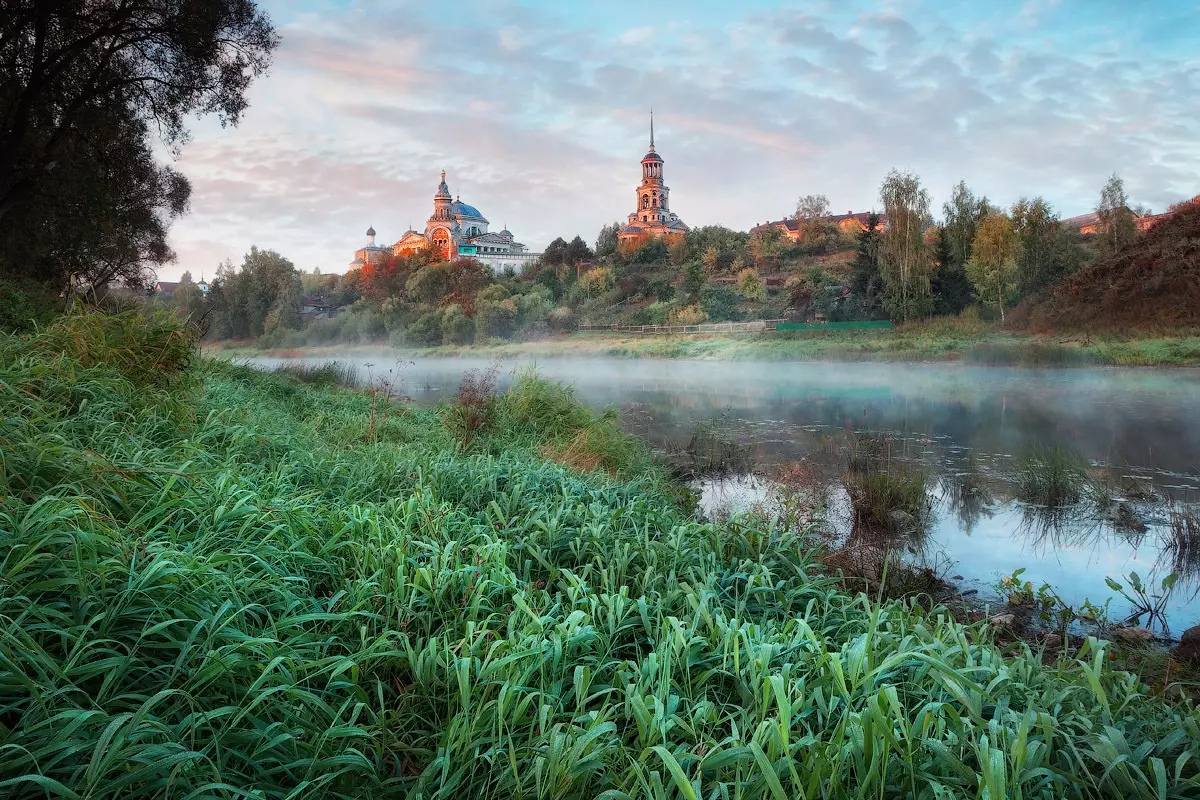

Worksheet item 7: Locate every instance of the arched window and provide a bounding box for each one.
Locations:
[642,195,649,208]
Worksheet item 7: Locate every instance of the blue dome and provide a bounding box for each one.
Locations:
[449,200,487,221]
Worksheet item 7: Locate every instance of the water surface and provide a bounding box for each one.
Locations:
[248,353,1200,633]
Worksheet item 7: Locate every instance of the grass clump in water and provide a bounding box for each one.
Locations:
[270,358,358,387]
[1017,444,1088,506]
[845,434,930,533]
[3,315,1200,798]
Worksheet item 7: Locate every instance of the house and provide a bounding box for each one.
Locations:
[750,210,886,242]
[154,281,179,299]
[300,295,333,320]
[1063,197,1199,235]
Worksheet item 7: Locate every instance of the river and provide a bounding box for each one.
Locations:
[245,353,1200,634]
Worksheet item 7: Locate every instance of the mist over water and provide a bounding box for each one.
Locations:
[248,351,1200,632]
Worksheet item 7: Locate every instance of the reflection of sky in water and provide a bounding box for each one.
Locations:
[248,354,1200,632]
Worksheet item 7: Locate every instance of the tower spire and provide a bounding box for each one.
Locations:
[649,109,655,151]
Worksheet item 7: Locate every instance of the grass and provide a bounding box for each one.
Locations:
[844,434,931,534]
[270,358,359,387]
[1017,445,1089,507]
[4,313,1200,798]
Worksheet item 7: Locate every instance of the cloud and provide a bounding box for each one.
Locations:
[158,0,1200,279]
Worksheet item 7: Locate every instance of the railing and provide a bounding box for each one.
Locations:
[576,319,894,335]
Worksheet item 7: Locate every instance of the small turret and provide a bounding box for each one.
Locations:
[366,225,376,246]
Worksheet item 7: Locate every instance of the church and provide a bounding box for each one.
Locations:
[617,115,689,249]
[349,171,539,273]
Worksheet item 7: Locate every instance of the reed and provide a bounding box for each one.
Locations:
[2,317,1199,799]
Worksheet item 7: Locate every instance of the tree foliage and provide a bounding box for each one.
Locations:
[850,213,885,318]
[1096,173,1137,256]
[965,213,1019,323]
[0,1,278,291]
[879,169,933,322]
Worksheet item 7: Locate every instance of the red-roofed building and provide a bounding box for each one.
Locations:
[750,210,886,241]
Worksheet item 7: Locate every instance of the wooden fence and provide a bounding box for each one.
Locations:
[576,319,894,336]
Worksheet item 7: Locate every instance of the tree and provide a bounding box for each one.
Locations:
[879,169,934,322]
[941,181,992,268]
[0,1,278,287]
[0,101,189,293]
[932,181,991,316]
[682,260,706,304]
[1011,197,1060,297]
[564,235,593,266]
[965,213,1019,323]
[1096,173,1137,255]
[930,227,973,315]
[795,194,831,221]
[850,212,885,318]
[594,222,621,260]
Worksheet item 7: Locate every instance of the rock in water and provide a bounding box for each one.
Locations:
[1112,626,1154,644]
[887,509,915,532]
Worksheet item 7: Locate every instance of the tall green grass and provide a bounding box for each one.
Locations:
[2,316,1200,798]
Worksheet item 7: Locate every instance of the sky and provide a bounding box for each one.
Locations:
[160,0,1200,280]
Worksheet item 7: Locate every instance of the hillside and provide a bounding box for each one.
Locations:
[1031,201,1200,332]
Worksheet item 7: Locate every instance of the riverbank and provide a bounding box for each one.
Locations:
[207,320,1200,366]
[6,310,1200,798]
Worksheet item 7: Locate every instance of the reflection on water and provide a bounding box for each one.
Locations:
[246,353,1200,632]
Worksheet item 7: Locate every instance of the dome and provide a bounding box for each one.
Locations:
[642,151,663,162]
[449,200,488,222]
[366,225,376,236]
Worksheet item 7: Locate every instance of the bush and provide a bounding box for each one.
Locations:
[474,299,517,342]
[0,276,58,332]
[547,306,578,332]
[700,285,742,321]
[668,303,708,326]
[405,310,443,346]
[441,305,475,345]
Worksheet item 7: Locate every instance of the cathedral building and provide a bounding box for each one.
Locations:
[349,170,539,273]
[617,115,689,249]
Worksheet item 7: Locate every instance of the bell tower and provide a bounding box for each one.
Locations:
[636,112,668,224]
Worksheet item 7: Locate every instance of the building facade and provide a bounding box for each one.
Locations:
[350,171,539,274]
[617,116,689,249]
[750,210,886,242]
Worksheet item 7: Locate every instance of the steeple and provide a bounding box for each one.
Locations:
[649,109,655,153]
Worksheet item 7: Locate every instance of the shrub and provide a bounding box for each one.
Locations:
[474,299,517,342]
[405,309,443,347]
[668,303,708,326]
[0,276,58,332]
[737,267,766,300]
[547,306,578,332]
[700,285,743,321]
[441,305,475,345]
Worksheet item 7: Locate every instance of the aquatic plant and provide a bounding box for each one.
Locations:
[1106,571,1180,633]
[678,415,755,477]
[271,358,358,387]
[1017,445,1087,506]
[4,323,1200,798]
[844,434,930,533]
